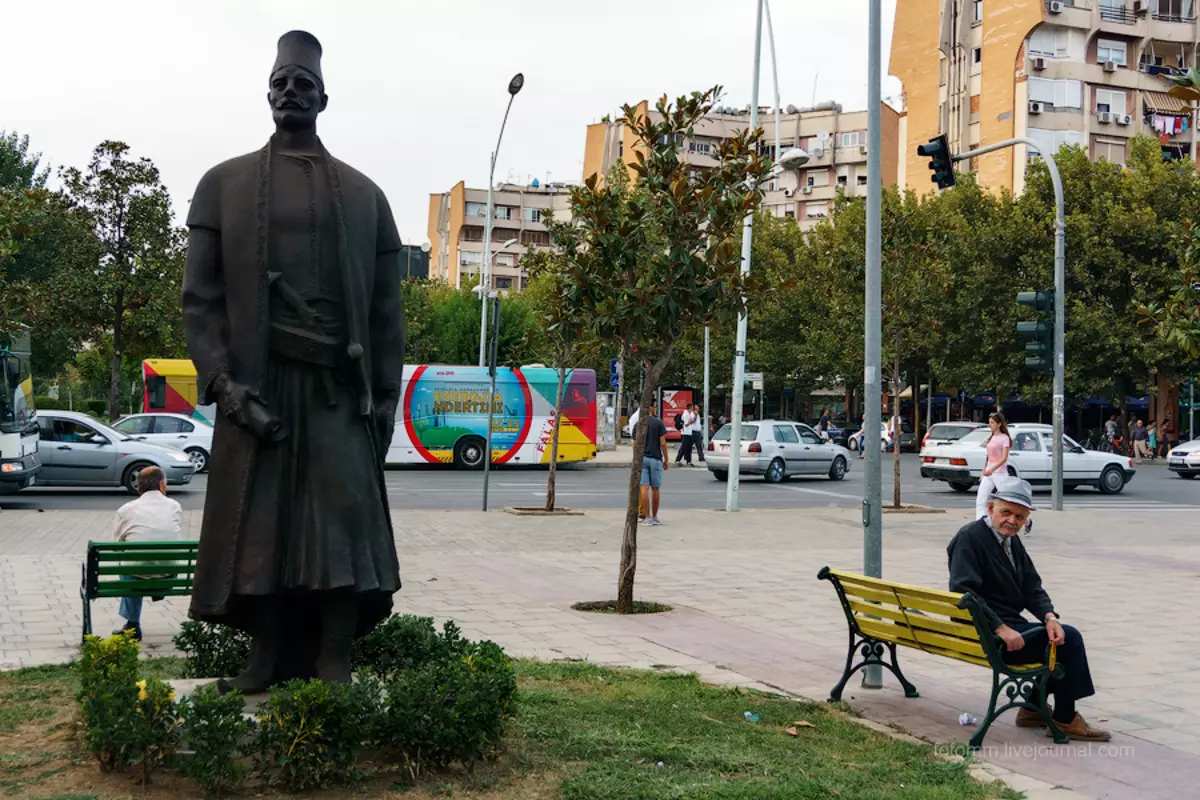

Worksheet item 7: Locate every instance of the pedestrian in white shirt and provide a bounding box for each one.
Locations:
[111,466,182,641]
[687,403,706,465]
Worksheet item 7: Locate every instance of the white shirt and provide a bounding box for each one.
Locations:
[112,491,183,543]
[683,410,699,434]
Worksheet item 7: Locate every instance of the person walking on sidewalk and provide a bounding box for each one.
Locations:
[687,403,705,464]
[975,412,1011,521]
[675,404,696,466]
[1163,414,1178,456]
[110,466,183,641]
[1131,418,1151,462]
[1148,421,1158,461]
[640,400,669,526]
[948,476,1110,741]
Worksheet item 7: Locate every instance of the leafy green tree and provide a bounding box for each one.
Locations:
[547,87,770,613]
[61,141,185,419]
[1139,221,1200,365]
[0,130,49,191]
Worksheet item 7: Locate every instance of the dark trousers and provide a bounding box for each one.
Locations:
[1003,620,1095,704]
[675,432,693,464]
[691,430,705,461]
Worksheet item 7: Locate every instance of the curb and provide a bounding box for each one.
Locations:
[503,507,586,516]
[881,504,946,514]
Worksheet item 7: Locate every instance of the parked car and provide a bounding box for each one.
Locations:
[921,421,984,450]
[919,423,1134,494]
[36,410,197,494]
[847,422,892,453]
[1166,437,1200,479]
[706,419,853,483]
[819,418,857,448]
[111,412,214,472]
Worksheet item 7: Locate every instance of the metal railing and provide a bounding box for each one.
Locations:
[1152,10,1197,21]
[1100,4,1139,22]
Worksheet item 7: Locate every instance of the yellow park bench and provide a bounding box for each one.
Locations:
[818,566,1067,749]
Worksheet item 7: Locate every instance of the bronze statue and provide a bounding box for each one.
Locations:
[182,30,403,691]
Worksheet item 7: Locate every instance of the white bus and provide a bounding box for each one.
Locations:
[0,329,40,493]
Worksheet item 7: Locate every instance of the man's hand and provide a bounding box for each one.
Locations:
[663,459,669,472]
[1045,616,1065,646]
[995,624,1025,652]
[213,374,270,434]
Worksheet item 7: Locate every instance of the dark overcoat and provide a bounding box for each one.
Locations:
[181,136,404,622]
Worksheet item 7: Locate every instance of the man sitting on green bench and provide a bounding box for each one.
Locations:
[110,466,182,641]
[948,476,1110,742]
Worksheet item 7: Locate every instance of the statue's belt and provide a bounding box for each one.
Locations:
[267,273,348,406]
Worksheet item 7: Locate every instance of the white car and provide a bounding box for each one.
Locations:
[111,413,214,472]
[847,422,892,452]
[1166,437,1200,479]
[919,423,1135,494]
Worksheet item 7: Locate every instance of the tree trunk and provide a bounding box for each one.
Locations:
[1118,391,1129,457]
[913,367,921,452]
[545,363,568,511]
[892,357,902,509]
[108,292,123,423]
[616,346,672,614]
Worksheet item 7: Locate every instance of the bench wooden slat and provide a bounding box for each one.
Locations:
[96,565,196,576]
[826,569,964,604]
[845,598,979,641]
[836,580,974,622]
[93,578,194,595]
[95,552,197,562]
[856,617,988,659]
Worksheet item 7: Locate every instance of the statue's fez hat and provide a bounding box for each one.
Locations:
[272,30,323,87]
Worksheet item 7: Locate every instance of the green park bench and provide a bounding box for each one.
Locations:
[80,540,199,643]
[818,566,1066,749]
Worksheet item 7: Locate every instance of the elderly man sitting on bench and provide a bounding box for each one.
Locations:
[110,466,182,641]
[947,476,1109,742]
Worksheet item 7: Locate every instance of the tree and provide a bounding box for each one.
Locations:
[1139,221,1200,365]
[61,142,185,419]
[547,87,770,613]
[0,131,50,191]
[523,255,594,510]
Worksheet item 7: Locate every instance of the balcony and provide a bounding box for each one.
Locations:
[1099,4,1138,23]
[1152,0,1196,21]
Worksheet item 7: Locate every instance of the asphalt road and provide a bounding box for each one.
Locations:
[3,454,1196,513]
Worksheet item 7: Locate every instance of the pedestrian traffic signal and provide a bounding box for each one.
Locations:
[916,134,956,190]
[1016,290,1054,372]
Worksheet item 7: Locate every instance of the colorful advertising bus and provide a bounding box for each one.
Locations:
[142,360,598,468]
[0,328,39,493]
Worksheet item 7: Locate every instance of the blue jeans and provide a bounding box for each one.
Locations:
[119,574,142,624]
[640,457,663,488]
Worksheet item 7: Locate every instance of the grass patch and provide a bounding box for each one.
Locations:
[572,600,673,614]
[0,658,1007,799]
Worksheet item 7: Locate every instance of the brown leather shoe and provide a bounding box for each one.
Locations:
[1016,707,1049,727]
[1047,713,1111,742]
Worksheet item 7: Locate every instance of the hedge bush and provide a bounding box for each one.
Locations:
[178,684,253,797]
[353,614,468,679]
[34,395,61,410]
[84,398,107,417]
[173,620,251,679]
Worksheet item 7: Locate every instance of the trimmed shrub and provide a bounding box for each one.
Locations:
[84,398,107,418]
[254,678,377,791]
[353,615,468,679]
[178,684,253,798]
[173,620,251,679]
[34,395,61,410]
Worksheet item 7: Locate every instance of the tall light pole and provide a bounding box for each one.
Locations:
[479,72,525,367]
[862,0,884,687]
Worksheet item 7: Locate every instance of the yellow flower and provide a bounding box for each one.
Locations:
[137,679,148,701]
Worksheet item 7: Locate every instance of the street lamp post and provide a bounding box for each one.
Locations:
[475,287,502,511]
[479,73,525,367]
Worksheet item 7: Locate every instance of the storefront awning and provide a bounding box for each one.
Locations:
[1145,90,1189,114]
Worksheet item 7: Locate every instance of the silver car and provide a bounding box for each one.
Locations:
[36,410,197,494]
[706,419,853,483]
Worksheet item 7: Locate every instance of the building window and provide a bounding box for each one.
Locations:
[840,131,866,147]
[494,206,514,220]
[805,201,829,219]
[465,202,487,218]
[495,252,516,266]
[973,47,982,64]
[1155,0,1195,22]
[857,175,868,186]
[806,170,830,187]
[974,0,983,22]
[784,209,795,218]
[520,230,550,246]
[1094,137,1127,166]
[461,226,483,242]
[689,139,712,155]
[837,174,848,185]
[1095,88,1126,116]
[1097,39,1128,66]
[460,250,483,265]
[1028,28,1068,58]
[1027,128,1085,161]
[495,277,514,290]
[970,94,981,114]
[618,141,623,157]
[1027,77,1083,108]
[522,207,543,223]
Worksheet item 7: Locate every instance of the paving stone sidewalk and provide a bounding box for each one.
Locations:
[2,501,1197,799]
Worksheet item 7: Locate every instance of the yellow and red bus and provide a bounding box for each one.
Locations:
[142,359,598,467]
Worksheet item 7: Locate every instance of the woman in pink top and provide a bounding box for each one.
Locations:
[975,412,1012,520]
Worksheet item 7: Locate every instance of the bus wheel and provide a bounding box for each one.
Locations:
[455,437,487,470]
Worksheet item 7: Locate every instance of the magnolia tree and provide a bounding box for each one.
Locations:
[545,87,770,612]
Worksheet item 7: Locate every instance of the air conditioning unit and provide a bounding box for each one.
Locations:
[1103,60,1118,73]
[1134,0,1147,14]
[811,146,825,158]
[1029,101,1044,115]
[802,185,813,195]
[1033,56,1047,71]
[1098,111,1113,124]
[1048,0,1064,13]
[1117,113,1132,125]
[859,144,869,155]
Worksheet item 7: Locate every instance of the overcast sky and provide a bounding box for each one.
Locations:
[4,0,900,244]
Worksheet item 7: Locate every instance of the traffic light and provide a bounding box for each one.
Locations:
[1016,290,1054,373]
[916,134,956,190]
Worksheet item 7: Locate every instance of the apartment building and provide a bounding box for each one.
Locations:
[582,100,900,228]
[892,0,1199,195]
[426,180,574,290]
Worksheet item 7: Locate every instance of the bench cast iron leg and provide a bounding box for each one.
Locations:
[969,672,1002,750]
[829,634,920,702]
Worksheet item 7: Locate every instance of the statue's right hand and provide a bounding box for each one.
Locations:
[212,373,266,431]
